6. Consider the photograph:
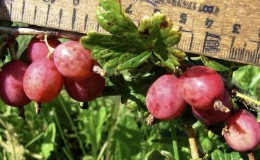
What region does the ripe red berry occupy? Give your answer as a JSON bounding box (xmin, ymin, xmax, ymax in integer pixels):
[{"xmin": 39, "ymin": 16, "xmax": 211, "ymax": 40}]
[
  {"xmin": 223, "ymin": 109, "xmax": 260, "ymax": 152},
  {"xmin": 179, "ymin": 66, "xmax": 225, "ymax": 110},
  {"xmin": 64, "ymin": 73, "xmax": 105, "ymax": 102},
  {"xmin": 0, "ymin": 60, "xmax": 31, "ymax": 106},
  {"xmin": 27, "ymin": 36, "xmax": 60, "ymax": 62},
  {"xmin": 53, "ymin": 41, "xmax": 95, "ymax": 80},
  {"xmin": 146, "ymin": 74, "xmax": 186, "ymax": 120},
  {"xmin": 23, "ymin": 58, "xmax": 63, "ymax": 103},
  {"xmin": 192, "ymin": 90, "xmax": 232, "ymax": 125}
]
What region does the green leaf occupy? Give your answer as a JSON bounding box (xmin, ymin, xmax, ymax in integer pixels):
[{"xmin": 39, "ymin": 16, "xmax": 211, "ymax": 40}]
[
  {"xmin": 110, "ymin": 109, "xmax": 143, "ymax": 160},
  {"xmin": 81, "ymin": 32, "xmax": 151, "ymax": 71},
  {"xmin": 200, "ymin": 56, "xmax": 230, "ymax": 72},
  {"xmin": 109, "ymin": 75, "xmax": 130, "ymax": 103},
  {"xmin": 79, "ymin": 105, "xmax": 108, "ymax": 158},
  {"xmin": 118, "ymin": 51, "xmax": 152, "ymax": 70},
  {"xmin": 81, "ymin": 2, "xmax": 184, "ymax": 74},
  {"xmin": 97, "ymin": 0, "xmax": 137, "ymax": 35},
  {"xmin": 145, "ymin": 150, "xmax": 174, "ymax": 160},
  {"xmin": 211, "ymin": 150, "xmax": 243, "ymax": 160},
  {"xmin": 138, "ymin": 13, "xmax": 167, "ymax": 40},
  {"xmin": 154, "ymin": 50, "xmax": 180, "ymax": 70},
  {"xmin": 41, "ymin": 123, "xmax": 56, "ymax": 159},
  {"xmin": 211, "ymin": 150, "xmax": 224, "ymax": 160},
  {"xmin": 145, "ymin": 150, "xmax": 165, "ymax": 160}
]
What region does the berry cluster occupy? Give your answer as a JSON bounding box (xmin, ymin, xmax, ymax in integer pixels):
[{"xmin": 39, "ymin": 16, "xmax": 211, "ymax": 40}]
[
  {"xmin": 146, "ymin": 66, "xmax": 260, "ymax": 152},
  {"xmin": 0, "ymin": 36, "xmax": 105, "ymax": 111}
]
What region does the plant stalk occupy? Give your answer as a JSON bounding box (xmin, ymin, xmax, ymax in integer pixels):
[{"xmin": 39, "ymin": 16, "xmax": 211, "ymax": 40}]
[
  {"xmin": 170, "ymin": 120, "xmax": 180, "ymax": 160},
  {"xmin": 53, "ymin": 110, "xmax": 74, "ymax": 160},
  {"xmin": 235, "ymin": 91, "xmax": 260, "ymax": 106},
  {"xmin": 25, "ymin": 132, "xmax": 44, "ymax": 148},
  {"xmin": 105, "ymin": 98, "xmax": 121, "ymax": 160},
  {"xmin": 58, "ymin": 96, "xmax": 87, "ymax": 156},
  {"xmin": 226, "ymin": 66, "xmax": 233, "ymax": 90},
  {"xmin": 185, "ymin": 125, "xmax": 200, "ymax": 159}
]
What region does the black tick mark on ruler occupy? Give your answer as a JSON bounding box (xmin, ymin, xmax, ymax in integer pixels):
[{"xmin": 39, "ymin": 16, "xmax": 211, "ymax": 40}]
[
  {"xmin": 21, "ymin": 0, "xmax": 25, "ymax": 21},
  {"xmin": 71, "ymin": 8, "xmax": 76, "ymax": 30},
  {"xmin": 59, "ymin": 9, "xmax": 62, "ymax": 28},
  {"xmin": 84, "ymin": 14, "xmax": 88, "ymax": 31},
  {"xmin": 33, "ymin": 5, "xmax": 37, "ymax": 23},
  {"xmin": 45, "ymin": 4, "xmax": 51, "ymax": 25}
]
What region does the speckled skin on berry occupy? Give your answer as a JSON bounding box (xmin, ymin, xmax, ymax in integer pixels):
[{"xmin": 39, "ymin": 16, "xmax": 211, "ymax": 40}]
[
  {"xmin": 146, "ymin": 74, "xmax": 186, "ymax": 120},
  {"xmin": 53, "ymin": 41, "xmax": 95, "ymax": 81},
  {"xmin": 179, "ymin": 66, "xmax": 225, "ymax": 110},
  {"xmin": 0, "ymin": 60, "xmax": 31, "ymax": 106},
  {"xmin": 27, "ymin": 36, "xmax": 60, "ymax": 62},
  {"xmin": 64, "ymin": 73, "xmax": 105, "ymax": 102},
  {"xmin": 192, "ymin": 90, "xmax": 233, "ymax": 125},
  {"xmin": 223, "ymin": 109, "xmax": 260, "ymax": 152},
  {"xmin": 23, "ymin": 58, "xmax": 63, "ymax": 103}
]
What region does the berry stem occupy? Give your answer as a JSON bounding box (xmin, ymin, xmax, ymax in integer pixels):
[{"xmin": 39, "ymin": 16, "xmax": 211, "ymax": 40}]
[
  {"xmin": 185, "ymin": 125, "xmax": 200, "ymax": 159},
  {"xmin": 92, "ymin": 65, "xmax": 106, "ymax": 77},
  {"xmin": 170, "ymin": 120, "xmax": 180, "ymax": 160},
  {"xmin": 248, "ymin": 152, "xmax": 255, "ymax": 160},
  {"xmin": 213, "ymin": 100, "xmax": 230, "ymax": 113},
  {"xmin": 44, "ymin": 34, "xmax": 55, "ymax": 58}
]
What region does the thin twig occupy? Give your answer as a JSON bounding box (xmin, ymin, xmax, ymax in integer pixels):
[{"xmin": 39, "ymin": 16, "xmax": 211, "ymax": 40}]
[
  {"xmin": 0, "ymin": 26, "xmax": 85, "ymax": 40},
  {"xmin": 185, "ymin": 125, "xmax": 200, "ymax": 159},
  {"xmin": 234, "ymin": 91, "xmax": 260, "ymax": 106}
]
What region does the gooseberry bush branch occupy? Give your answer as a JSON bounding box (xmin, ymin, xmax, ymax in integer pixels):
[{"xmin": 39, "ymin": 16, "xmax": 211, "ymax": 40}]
[{"xmin": 0, "ymin": 25, "xmax": 84, "ymax": 40}]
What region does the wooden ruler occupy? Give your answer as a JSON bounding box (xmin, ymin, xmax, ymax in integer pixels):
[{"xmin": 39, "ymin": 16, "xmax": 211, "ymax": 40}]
[{"xmin": 0, "ymin": 0, "xmax": 260, "ymax": 66}]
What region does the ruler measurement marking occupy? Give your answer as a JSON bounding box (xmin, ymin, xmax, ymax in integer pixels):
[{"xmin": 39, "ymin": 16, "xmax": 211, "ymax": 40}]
[
  {"xmin": 96, "ymin": 23, "xmax": 100, "ymax": 32},
  {"xmin": 84, "ymin": 14, "xmax": 88, "ymax": 31},
  {"xmin": 9, "ymin": 2, "xmax": 12, "ymax": 19},
  {"xmin": 21, "ymin": 0, "xmax": 25, "ymax": 21},
  {"xmin": 33, "ymin": 5, "xmax": 37, "ymax": 23},
  {"xmin": 189, "ymin": 33, "xmax": 194, "ymax": 51},
  {"xmin": 242, "ymin": 42, "xmax": 247, "ymax": 61},
  {"xmin": 252, "ymin": 51, "xmax": 256, "ymax": 63},
  {"xmin": 45, "ymin": 4, "xmax": 51, "ymax": 25},
  {"xmin": 247, "ymin": 50, "xmax": 253, "ymax": 63},
  {"xmin": 71, "ymin": 8, "xmax": 76, "ymax": 30},
  {"xmin": 229, "ymin": 37, "xmax": 236, "ymax": 59},
  {"xmin": 58, "ymin": 9, "xmax": 62, "ymax": 28}
]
